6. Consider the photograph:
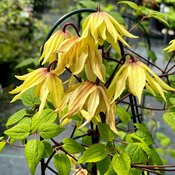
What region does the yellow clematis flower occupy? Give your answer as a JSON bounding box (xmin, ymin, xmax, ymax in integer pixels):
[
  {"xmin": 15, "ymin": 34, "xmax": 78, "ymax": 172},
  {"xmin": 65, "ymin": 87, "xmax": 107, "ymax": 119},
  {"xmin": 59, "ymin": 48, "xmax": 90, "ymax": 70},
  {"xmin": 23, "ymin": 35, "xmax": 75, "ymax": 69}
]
[
  {"xmin": 164, "ymin": 39, "xmax": 175, "ymax": 53},
  {"xmin": 39, "ymin": 30, "xmax": 71, "ymax": 65},
  {"xmin": 82, "ymin": 11, "xmax": 137, "ymax": 53},
  {"xmin": 55, "ymin": 36, "xmax": 106, "ymax": 82},
  {"xmin": 108, "ymin": 57, "xmax": 175, "ymax": 104},
  {"xmin": 10, "ymin": 68, "xmax": 64, "ymax": 114},
  {"xmin": 56, "ymin": 81, "xmax": 117, "ymax": 133}
]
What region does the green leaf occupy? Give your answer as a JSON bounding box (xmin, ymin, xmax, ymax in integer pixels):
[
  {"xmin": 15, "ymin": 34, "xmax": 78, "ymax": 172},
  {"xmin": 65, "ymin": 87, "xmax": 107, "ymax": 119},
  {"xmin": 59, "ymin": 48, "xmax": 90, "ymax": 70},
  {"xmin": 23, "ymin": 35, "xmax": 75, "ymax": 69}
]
[
  {"xmin": 150, "ymin": 147, "xmax": 164, "ymax": 165},
  {"xmin": 42, "ymin": 141, "xmax": 53, "ymax": 158},
  {"xmin": 147, "ymin": 50, "xmax": 157, "ymax": 62},
  {"xmin": 168, "ymin": 148, "xmax": 175, "ymax": 158},
  {"xmin": 105, "ymin": 165, "xmax": 116, "ymax": 175},
  {"xmin": 98, "ymin": 123, "xmax": 117, "ymax": 141},
  {"xmin": 31, "ymin": 109, "xmax": 57, "ymax": 132},
  {"xmin": 6, "ymin": 109, "xmax": 26, "ymax": 127},
  {"xmin": 135, "ymin": 124, "xmax": 154, "ymax": 145},
  {"xmin": 116, "ymin": 106, "xmax": 131, "ymax": 124},
  {"xmin": 25, "ymin": 140, "xmax": 44, "ymax": 175},
  {"xmin": 54, "ymin": 154, "xmax": 71, "ymax": 175},
  {"xmin": 21, "ymin": 87, "xmax": 40, "ymax": 106},
  {"xmin": 118, "ymin": 1, "xmax": 139, "ymax": 10},
  {"xmin": 19, "ymin": 117, "xmax": 32, "ymax": 125},
  {"xmin": 15, "ymin": 58, "xmax": 38, "ymax": 69},
  {"xmin": 156, "ymin": 132, "xmax": 171, "ymax": 146},
  {"xmin": 112, "ymin": 152, "xmax": 131, "ymax": 175},
  {"xmin": 39, "ymin": 123, "xmax": 64, "ymax": 139},
  {"xmin": 4, "ymin": 123, "xmax": 30, "ymax": 140},
  {"xmin": 78, "ymin": 143, "xmax": 108, "ymax": 163},
  {"xmin": 62, "ymin": 138, "xmax": 85, "ymax": 154},
  {"xmin": 125, "ymin": 143, "xmax": 147, "ymax": 163},
  {"xmin": 0, "ymin": 141, "xmax": 6, "ymax": 152},
  {"xmin": 97, "ymin": 156, "xmax": 111, "ymax": 174},
  {"xmin": 163, "ymin": 112, "xmax": 175, "ymax": 131}
]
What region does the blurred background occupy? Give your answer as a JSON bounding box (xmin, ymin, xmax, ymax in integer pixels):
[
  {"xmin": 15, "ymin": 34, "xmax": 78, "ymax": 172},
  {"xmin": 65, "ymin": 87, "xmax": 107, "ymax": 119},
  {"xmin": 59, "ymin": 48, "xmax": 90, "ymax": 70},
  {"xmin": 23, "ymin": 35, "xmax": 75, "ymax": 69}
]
[{"xmin": 1, "ymin": 0, "xmax": 175, "ymax": 174}]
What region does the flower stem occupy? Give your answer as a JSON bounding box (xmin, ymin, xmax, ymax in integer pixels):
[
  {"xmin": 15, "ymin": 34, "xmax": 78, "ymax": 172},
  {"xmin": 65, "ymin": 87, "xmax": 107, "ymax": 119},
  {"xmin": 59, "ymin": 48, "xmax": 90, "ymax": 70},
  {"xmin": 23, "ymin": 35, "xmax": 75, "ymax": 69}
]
[{"xmin": 63, "ymin": 22, "xmax": 80, "ymax": 37}]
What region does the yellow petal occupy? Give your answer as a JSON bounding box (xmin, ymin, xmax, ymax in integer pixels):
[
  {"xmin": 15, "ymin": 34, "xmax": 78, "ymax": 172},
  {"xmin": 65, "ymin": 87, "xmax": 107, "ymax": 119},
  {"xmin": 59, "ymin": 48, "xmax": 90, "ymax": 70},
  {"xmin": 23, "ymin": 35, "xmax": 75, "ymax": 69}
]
[
  {"xmin": 112, "ymin": 69, "xmax": 128, "ymax": 102},
  {"xmin": 127, "ymin": 63, "xmax": 146, "ymax": 104},
  {"xmin": 87, "ymin": 89, "xmax": 100, "ymax": 117},
  {"xmin": 146, "ymin": 73, "xmax": 166, "ymax": 101},
  {"xmin": 38, "ymin": 79, "xmax": 49, "ymax": 115},
  {"xmin": 89, "ymin": 47, "xmax": 106, "ymax": 82},
  {"xmin": 106, "ymin": 102, "xmax": 118, "ymax": 134},
  {"xmin": 79, "ymin": 110, "xmax": 94, "ymax": 128},
  {"xmin": 139, "ymin": 62, "xmax": 175, "ymax": 91},
  {"xmin": 47, "ymin": 73, "xmax": 64, "ymax": 108},
  {"xmin": 163, "ymin": 39, "xmax": 175, "ymax": 53}
]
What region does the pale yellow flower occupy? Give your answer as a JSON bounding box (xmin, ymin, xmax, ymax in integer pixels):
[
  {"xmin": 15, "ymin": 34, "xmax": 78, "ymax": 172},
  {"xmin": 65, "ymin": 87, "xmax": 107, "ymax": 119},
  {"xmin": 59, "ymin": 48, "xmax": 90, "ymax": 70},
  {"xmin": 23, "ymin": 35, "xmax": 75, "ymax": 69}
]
[
  {"xmin": 55, "ymin": 36, "xmax": 106, "ymax": 82},
  {"xmin": 39, "ymin": 30, "xmax": 71, "ymax": 65},
  {"xmin": 56, "ymin": 81, "xmax": 117, "ymax": 133},
  {"xmin": 10, "ymin": 68, "xmax": 64, "ymax": 114},
  {"xmin": 75, "ymin": 169, "xmax": 88, "ymax": 175},
  {"xmin": 108, "ymin": 57, "xmax": 175, "ymax": 103},
  {"xmin": 82, "ymin": 11, "xmax": 137, "ymax": 53},
  {"xmin": 164, "ymin": 39, "xmax": 175, "ymax": 53}
]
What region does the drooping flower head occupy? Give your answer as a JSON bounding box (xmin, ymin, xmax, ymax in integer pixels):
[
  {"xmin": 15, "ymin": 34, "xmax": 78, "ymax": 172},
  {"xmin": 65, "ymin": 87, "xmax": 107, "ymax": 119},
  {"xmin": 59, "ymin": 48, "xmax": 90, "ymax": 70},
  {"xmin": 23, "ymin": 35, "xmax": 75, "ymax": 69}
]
[
  {"xmin": 108, "ymin": 56, "xmax": 175, "ymax": 103},
  {"xmin": 55, "ymin": 36, "xmax": 106, "ymax": 82},
  {"xmin": 10, "ymin": 68, "xmax": 64, "ymax": 114},
  {"xmin": 164, "ymin": 39, "xmax": 175, "ymax": 53},
  {"xmin": 82, "ymin": 11, "xmax": 137, "ymax": 53},
  {"xmin": 39, "ymin": 30, "xmax": 71, "ymax": 65},
  {"xmin": 56, "ymin": 81, "xmax": 117, "ymax": 133}
]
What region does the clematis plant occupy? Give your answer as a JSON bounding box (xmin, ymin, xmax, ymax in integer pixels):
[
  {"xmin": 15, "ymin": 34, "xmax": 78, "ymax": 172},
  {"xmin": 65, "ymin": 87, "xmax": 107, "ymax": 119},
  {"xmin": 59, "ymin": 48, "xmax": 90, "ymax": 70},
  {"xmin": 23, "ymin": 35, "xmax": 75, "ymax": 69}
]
[{"xmin": 2, "ymin": 2, "xmax": 175, "ymax": 175}]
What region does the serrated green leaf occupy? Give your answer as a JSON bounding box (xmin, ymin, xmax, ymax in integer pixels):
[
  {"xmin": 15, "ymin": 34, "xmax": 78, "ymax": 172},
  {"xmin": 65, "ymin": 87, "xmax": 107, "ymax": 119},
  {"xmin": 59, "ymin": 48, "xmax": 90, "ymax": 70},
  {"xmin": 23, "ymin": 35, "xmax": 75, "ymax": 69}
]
[
  {"xmin": 150, "ymin": 147, "xmax": 164, "ymax": 165},
  {"xmin": 112, "ymin": 152, "xmax": 131, "ymax": 175},
  {"xmin": 4, "ymin": 123, "xmax": 30, "ymax": 140},
  {"xmin": 21, "ymin": 87, "xmax": 40, "ymax": 106},
  {"xmin": 135, "ymin": 142, "xmax": 150, "ymax": 156},
  {"xmin": 25, "ymin": 140, "xmax": 44, "ymax": 175},
  {"xmin": 62, "ymin": 138, "xmax": 85, "ymax": 154},
  {"xmin": 78, "ymin": 143, "xmax": 108, "ymax": 163},
  {"xmin": 135, "ymin": 124, "xmax": 154, "ymax": 145},
  {"xmin": 125, "ymin": 143, "xmax": 147, "ymax": 163},
  {"xmin": 39, "ymin": 123, "xmax": 64, "ymax": 139},
  {"xmin": 54, "ymin": 154, "xmax": 71, "ymax": 175},
  {"xmin": 31, "ymin": 109, "xmax": 57, "ymax": 132},
  {"xmin": 98, "ymin": 123, "xmax": 117, "ymax": 141},
  {"xmin": 42, "ymin": 140, "xmax": 53, "ymax": 158},
  {"xmin": 0, "ymin": 141, "xmax": 6, "ymax": 152},
  {"xmin": 163, "ymin": 112, "xmax": 175, "ymax": 131},
  {"xmin": 116, "ymin": 106, "xmax": 131, "ymax": 124},
  {"xmin": 6, "ymin": 109, "xmax": 26, "ymax": 127}
]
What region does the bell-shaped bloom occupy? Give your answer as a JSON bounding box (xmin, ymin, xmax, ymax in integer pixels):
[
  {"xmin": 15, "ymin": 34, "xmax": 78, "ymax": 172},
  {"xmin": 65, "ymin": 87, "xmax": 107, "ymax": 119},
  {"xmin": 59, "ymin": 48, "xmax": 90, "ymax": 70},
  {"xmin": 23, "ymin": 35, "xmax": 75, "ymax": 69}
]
[
  {"xmin": 39, "ymin": 30, "xmax": 71, "ymax": 65},
  {"xmin": 82, "ymin": 11, "xmax": 137, "ymax": 53},
  {"xmin": 164, "ymin": 39, "xmax": 175, "ymax": 53},
  {"xmin": 55, "ymin": 36, "xmax": 106, "ymax": 82},
  {"xmin": 10, "ymin": 68, "xmax": 64, "ymax": 114},
  {"xmin": 56, "ymin": 81, "xmax": 117, "ymax": 133},
  {"xmin": 108, "ymin": 57, "xmax": 175, "ymax": 104}
]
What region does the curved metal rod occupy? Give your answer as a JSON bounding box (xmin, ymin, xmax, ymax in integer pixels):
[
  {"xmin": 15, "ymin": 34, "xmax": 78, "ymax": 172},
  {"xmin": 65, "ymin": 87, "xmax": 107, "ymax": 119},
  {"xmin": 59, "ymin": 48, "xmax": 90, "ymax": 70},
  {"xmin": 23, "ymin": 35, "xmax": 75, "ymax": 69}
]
[{"xmin": 42, "ymin": 8, "xmax": 96, "ymax": 45}]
